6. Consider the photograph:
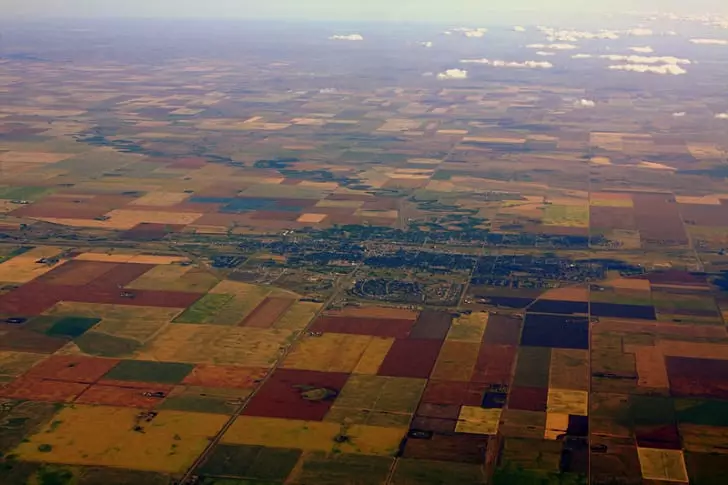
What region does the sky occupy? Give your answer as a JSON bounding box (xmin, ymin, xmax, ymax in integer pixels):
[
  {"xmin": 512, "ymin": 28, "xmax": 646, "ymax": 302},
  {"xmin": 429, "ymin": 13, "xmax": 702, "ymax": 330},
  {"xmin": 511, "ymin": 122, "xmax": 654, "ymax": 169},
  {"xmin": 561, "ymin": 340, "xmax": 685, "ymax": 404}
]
[{"xmin": 4, "ymin": 0, "xmax": 728, "ymax": 22}]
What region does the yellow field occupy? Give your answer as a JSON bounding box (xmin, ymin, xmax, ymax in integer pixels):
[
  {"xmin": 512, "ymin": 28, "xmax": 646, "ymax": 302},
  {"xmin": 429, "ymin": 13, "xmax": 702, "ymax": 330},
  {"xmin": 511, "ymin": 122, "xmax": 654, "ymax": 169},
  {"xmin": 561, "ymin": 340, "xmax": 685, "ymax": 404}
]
[
  {"xmin": 455, "ymin": 406, "xmax": 502, "ymax": 435},
  {"xmin": 329, "ymin": 375, "xmax": 425, "ymax": 417},
  {"xmin": 223, "ymin": 416, "xmax": 341, "ymax": 451},
  {"xmin": 274, "ymin": 301, "xmax": 322, "ymax": 331},
  {"xmin": 14, "ymin": 405, "xmax": 227, "ymax": 473},
  {"xmin": 430, "ymin": 341, "xmax": 480, "ymax": 381},
  {"xmin": 283, "ymin": 333, "xmax": 376, "ymax": 373},
  {"xmin": 542, "ymin": 204, "xmax": 589, "ymax": 228},
  {"xmin": 136, "ymin": 324, "xmax": 291, "ymax": 366},
  {"xmin": 45, "ymin": 301, "xmax": 182, "ymax": 342},
  {"xmin": 338, "ymin": 424, "xmax": 407, "ymax": 456},
  {"xmin": 446, "ymin": 312, "xmax": 488, "ymax": 343},
  {"xmin": 0, "ymin": 246, "xmax": 63, "ymax": 283},
  {"xmin": 129, "ymin": 191, "xmax": 190, "ymax": 207},
  {"xmin": 637, "ymin": 447, "xmax": 688, "ymax": 482},
  {"xmin": 297, "ymin": 213, "xmax": 328, "ymax": 223},
  {"xmin": 0, "ymin": 350, "xmax": 46, "ymax": 378},
  {"xmin": 207, "ymin": 280, "xmax": 276, "ymax": 324},
  {"xmin": 224, "ymin": 416, "xmax": 404, "ymax": 456},
  {"xmin": 590, "ymin": 156, "xmax": 612, "ymax": 166},
  {"xmin": 352, "ymin": 337, "xmax": 394, "ymax": 375},
  {"xmin": 547, "ymin": 389, "xmax": 588, "ymax": 416},
  {"xmin": 544, "ymin": 413, "xmax": 569, "ymax": 440}
]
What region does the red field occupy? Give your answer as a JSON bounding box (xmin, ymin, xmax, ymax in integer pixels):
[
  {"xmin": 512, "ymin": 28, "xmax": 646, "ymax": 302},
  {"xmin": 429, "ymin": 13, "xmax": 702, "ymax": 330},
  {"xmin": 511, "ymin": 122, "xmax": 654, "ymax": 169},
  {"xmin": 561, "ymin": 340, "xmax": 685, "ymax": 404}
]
[
  {"xmin": 241, "ymin": 297, "xmax": 295, "ymax": 328},
  {"xmin": 309, "ymin": 316, "xmax": 415, "ymax": 338},
  {"xmin": 182, "ymin": 365, "xmax": 268, "ymax": 389},
  {"xmin": 24, "ymin": 355, "xmax": 120, "ymax": 383},
  {"xmin": 508, "ymin": 386, "xmax": 548, "ymax": 412},
  {"xmin": 471, "ymin": 344, "xmax": 518, "ymax": 385},
  {"xmin": 35, "ymin": 260, "xmax": 120, "ymax": 286},
  {"xmin": 635, "ymin": 424, "xmax": 682, "ymax": 450},
  {"xmin": 242, "ymin": 368, "xmax": 349, "ymax": 421},
  {"xmin": 0, "ymin": 278, "xmax": 204, "ymax": 315},
  {"xmin": 76, "ymin": 380, "xmax": 175, "ymax": 408},
  {"xmin": 377, "ymin": 339, "xmax": 443, "ymax": 379},
  {"xmin": 0, "ymin": 376, "xmax": 89, "ymax": 402},
  {"xmin": 420, "ymin": 380, "xmax": 486, "ymax": 407},
  {"xmin": 666, "ymin": 356, "xmax": 728, "ymax": 399}
]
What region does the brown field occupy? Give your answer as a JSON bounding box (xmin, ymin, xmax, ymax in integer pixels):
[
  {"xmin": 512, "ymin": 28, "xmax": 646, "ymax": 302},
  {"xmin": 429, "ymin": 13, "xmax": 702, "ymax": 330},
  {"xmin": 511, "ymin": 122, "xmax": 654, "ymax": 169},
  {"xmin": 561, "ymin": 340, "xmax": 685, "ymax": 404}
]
[
  {"xmin": 76, "ymin": 380, "xmax": 176, "ymax": 408},
  {"xmin": 625, "ymin": 345, "xmax": 669, "ymax": 390},
  {"xmin": 240, "ymin": 296, "xmax": 296, "ymax": 328},
  {"xmin": 35, "ymin": 260, "xmax": 119, "ymax": 286},
  {"xmin": 430, "ymin": 340, "xmax": 479, "ymax": 381},
  {"xmin": 540, "ymin": 286, "xmax": 588, "ymax": 302},
  {"xmin": 136, "ymin": 324, "xmax": 291, "ymax": 366},
  {"xmin": 0, "ymin": 376, "xmax": 89, "ymax": 402},
  {"xmin": 549, "ymin": 348, "xmax": 589, "ymax": 391},
  {"xmin": 23, "ymin": 355, "xmax": 119, "ymax": 383},
  {"xmin": 181, "ymin": 365, "xmax": 268, "ymax": 389},
  {"xmin": 324, "ymin": 306, "xmax": 419, "ymax": 320}
]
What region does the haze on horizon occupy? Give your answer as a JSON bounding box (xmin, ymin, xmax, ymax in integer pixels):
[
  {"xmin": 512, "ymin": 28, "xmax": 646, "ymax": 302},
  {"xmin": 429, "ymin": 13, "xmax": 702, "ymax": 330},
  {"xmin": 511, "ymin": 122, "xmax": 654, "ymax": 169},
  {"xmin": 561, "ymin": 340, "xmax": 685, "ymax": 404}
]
[{"xmin": 4, "ymin": 0, "xmax": 728, "ymax": 23}]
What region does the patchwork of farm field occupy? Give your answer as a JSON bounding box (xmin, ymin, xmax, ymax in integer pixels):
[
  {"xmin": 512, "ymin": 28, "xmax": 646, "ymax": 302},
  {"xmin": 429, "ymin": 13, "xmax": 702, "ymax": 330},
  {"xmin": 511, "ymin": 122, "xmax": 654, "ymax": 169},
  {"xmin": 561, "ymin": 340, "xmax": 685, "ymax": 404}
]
[{"xmin": 3, "ymin": 15, "xmax": 728, "ymax": 485}]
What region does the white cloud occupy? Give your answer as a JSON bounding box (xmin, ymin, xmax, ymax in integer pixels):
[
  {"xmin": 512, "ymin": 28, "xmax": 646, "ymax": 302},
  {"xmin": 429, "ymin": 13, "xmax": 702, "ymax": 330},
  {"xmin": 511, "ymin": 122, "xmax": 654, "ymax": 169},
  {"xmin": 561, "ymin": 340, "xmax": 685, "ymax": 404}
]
[
  {"xmin": 460, "ymin": 58, "xmax": 490, "ymax": 64},
  {"xmin": 690, "ymin": 38, "xmax": 728, "ymax": 45},
  {"xmin": 608, "ymin": 64, "xmax": 687, "ymax": 75},
  {"xmin": 437, "ymin": 69, "xmax": 468, "ymax": 80},
  {"xmin": 536, "ymin": 51, "xmax": 555, "ymax": 56},
  {"xmin": 627, "ymin": 28, "xmax": 654, "ymax": 36},
  {"xmin": 420, "ymin": 41, "xmax": 433, "ymax": 48},
  {"xmin": 450, "ymin": 27, "xmax": 488, "ymax": 38},
  {"xmin": 629, "ymin": 46, "xmax": 654, "ymax": 53},
  {"xmin": 527, "ymin": 43, "xmax": 577, "ymax": 50},
  {"xmin": 460, "ymin": 59, "xmax": 553, "ymax": 69},
  {"xmin": 716, "ymin": 113, "xmax": 728, "ymax": 119},
  {"xmin": 537, "ymin": 27, "xmax": 620, "ymax": 42},
  {"xmin": 572, "ymin": 53, "xmax": 593, "ymax": 59},
  {"xmin": 673, "ymin": 112, "xmax": 686, "ymax": 117},
  {"xmin": 577, "ymin": 99, "xmax": 596, "ymax": 108},
  {"xmin": 330, "ymin": 34, "xmax": 364, "ymax": 41},
  {"xmin": 600, "ymin": 54, "xmax": 691, "ymax": 65},
  {"xmin": 492, "ymin": 60, "xmax": 553, "ymax": 69},
  {"xmin": 514, "ymin": 26, "xmax": 526, "ymax": 32}
]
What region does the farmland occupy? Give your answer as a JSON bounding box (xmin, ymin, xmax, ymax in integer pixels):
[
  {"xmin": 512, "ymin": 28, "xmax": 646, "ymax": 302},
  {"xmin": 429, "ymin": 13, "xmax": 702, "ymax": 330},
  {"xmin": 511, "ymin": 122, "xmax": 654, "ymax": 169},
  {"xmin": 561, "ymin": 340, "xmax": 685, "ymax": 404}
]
[{"xmin": 1, "ymin": 13, "xmax": 728, "ymax": 485}]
